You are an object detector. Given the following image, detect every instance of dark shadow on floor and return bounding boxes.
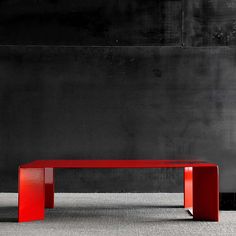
[0,205,188,223]
[136,218,193,223]
[44,205,192,223]
[54,204,183,210]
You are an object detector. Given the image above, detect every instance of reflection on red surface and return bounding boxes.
[18,168,45,222]
[184,167,193,208]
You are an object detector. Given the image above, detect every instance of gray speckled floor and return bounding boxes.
[0,193,236,236]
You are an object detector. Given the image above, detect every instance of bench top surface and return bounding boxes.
[20,160,217,168]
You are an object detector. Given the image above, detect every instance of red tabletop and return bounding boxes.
[20,160,217,168]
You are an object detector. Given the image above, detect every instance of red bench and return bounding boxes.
[18,160,219,222]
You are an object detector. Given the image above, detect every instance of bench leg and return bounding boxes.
[184,167,193,209]
[18,167,45,222]
[193,166,219,221]
[45,168,54,208]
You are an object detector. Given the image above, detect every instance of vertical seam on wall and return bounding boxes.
[181,0,185,47]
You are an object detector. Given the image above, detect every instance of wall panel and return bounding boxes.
[184,0,236,46]
[0,0,182,45]
[0,46,236,192]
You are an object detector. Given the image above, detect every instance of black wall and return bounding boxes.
[0,0,182,45]
[0,0,236,193]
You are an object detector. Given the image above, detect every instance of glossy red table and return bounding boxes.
[18,160,219,222]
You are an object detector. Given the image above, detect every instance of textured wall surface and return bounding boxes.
[0,46,236,192]
[184,0,236,46]
[0,0,236,193]
[0,0,182,45]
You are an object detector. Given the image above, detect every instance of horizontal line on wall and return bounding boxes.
[1,45,236,49]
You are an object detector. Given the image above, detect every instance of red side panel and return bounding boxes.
[45,168,54,208]
[184,167,193,208]
[193,166,219,221]
[18,168,45,222]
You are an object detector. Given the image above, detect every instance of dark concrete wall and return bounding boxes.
[184,0,236,46]
[0,0,236,193]
[0,0,182,45]
[1,46,236,192]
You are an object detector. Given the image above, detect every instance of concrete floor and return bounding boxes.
[0,193,236,236]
